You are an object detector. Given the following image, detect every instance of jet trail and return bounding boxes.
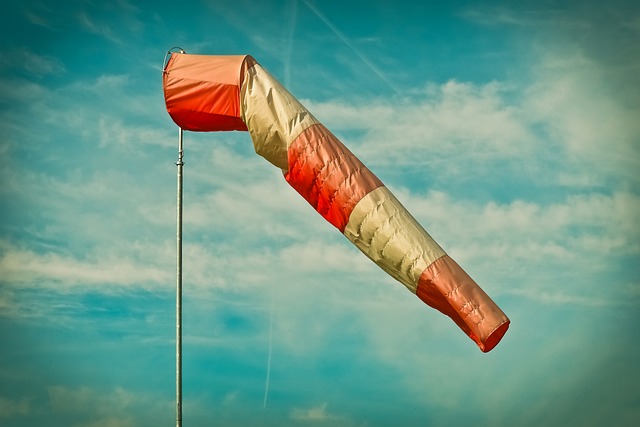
[301,0,403,97]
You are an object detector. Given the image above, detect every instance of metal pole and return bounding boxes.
[164,46,186,427]
[176,126,184,427]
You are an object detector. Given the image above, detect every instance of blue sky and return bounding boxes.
[1,0,639,426]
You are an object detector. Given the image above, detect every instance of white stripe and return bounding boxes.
[343,186,446,293]
[241,63,320,171]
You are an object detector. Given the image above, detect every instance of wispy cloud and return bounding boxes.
[290,402,339,421]
[48,385,133,415]
[0,396,30,418]
[462,7,590,29]
[0,49,66,76]
[524,51,640,185]
[24,3,59,31]
[0,242,172,290]
[76,12,122,44]
[398,188,640,296]
[304,48,640,192]
[302,79,536,189]
[46,385,168,427]
[280,0,298,87]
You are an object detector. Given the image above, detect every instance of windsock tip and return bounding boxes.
[478,320,510,353]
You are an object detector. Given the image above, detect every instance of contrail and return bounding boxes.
[301,0,403,97]
[262,288,274,408]
[265,1,297,409]
[284,0,298,87]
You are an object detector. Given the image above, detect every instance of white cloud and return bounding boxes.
[302,46,639,193]
[222,391,239,405]
[45,385,163,427]
[0,242,171,290]
[48,386,132,414]
[95,114,174,149]
[0,78,48,105]
[290,402,336,421]
[78,418,135,427]
[462,7,590,29]
[524,51,640,180]
[25,8,57,31]
[305,79,533,170]
[76,12,122,44]
[0,49,66,76]
[0,396,30,418]
[386,187,640,304]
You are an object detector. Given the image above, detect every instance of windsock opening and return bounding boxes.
[163,53,256,132]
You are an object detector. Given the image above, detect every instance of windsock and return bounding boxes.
[163,53,510,352]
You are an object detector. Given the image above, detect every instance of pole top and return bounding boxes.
[163,47,186,72]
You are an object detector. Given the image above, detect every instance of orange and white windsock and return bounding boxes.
[163,53,510,352]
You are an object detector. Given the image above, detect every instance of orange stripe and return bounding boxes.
[284,124,383,231]
[163,54,256,132]
[416,255,510,352]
